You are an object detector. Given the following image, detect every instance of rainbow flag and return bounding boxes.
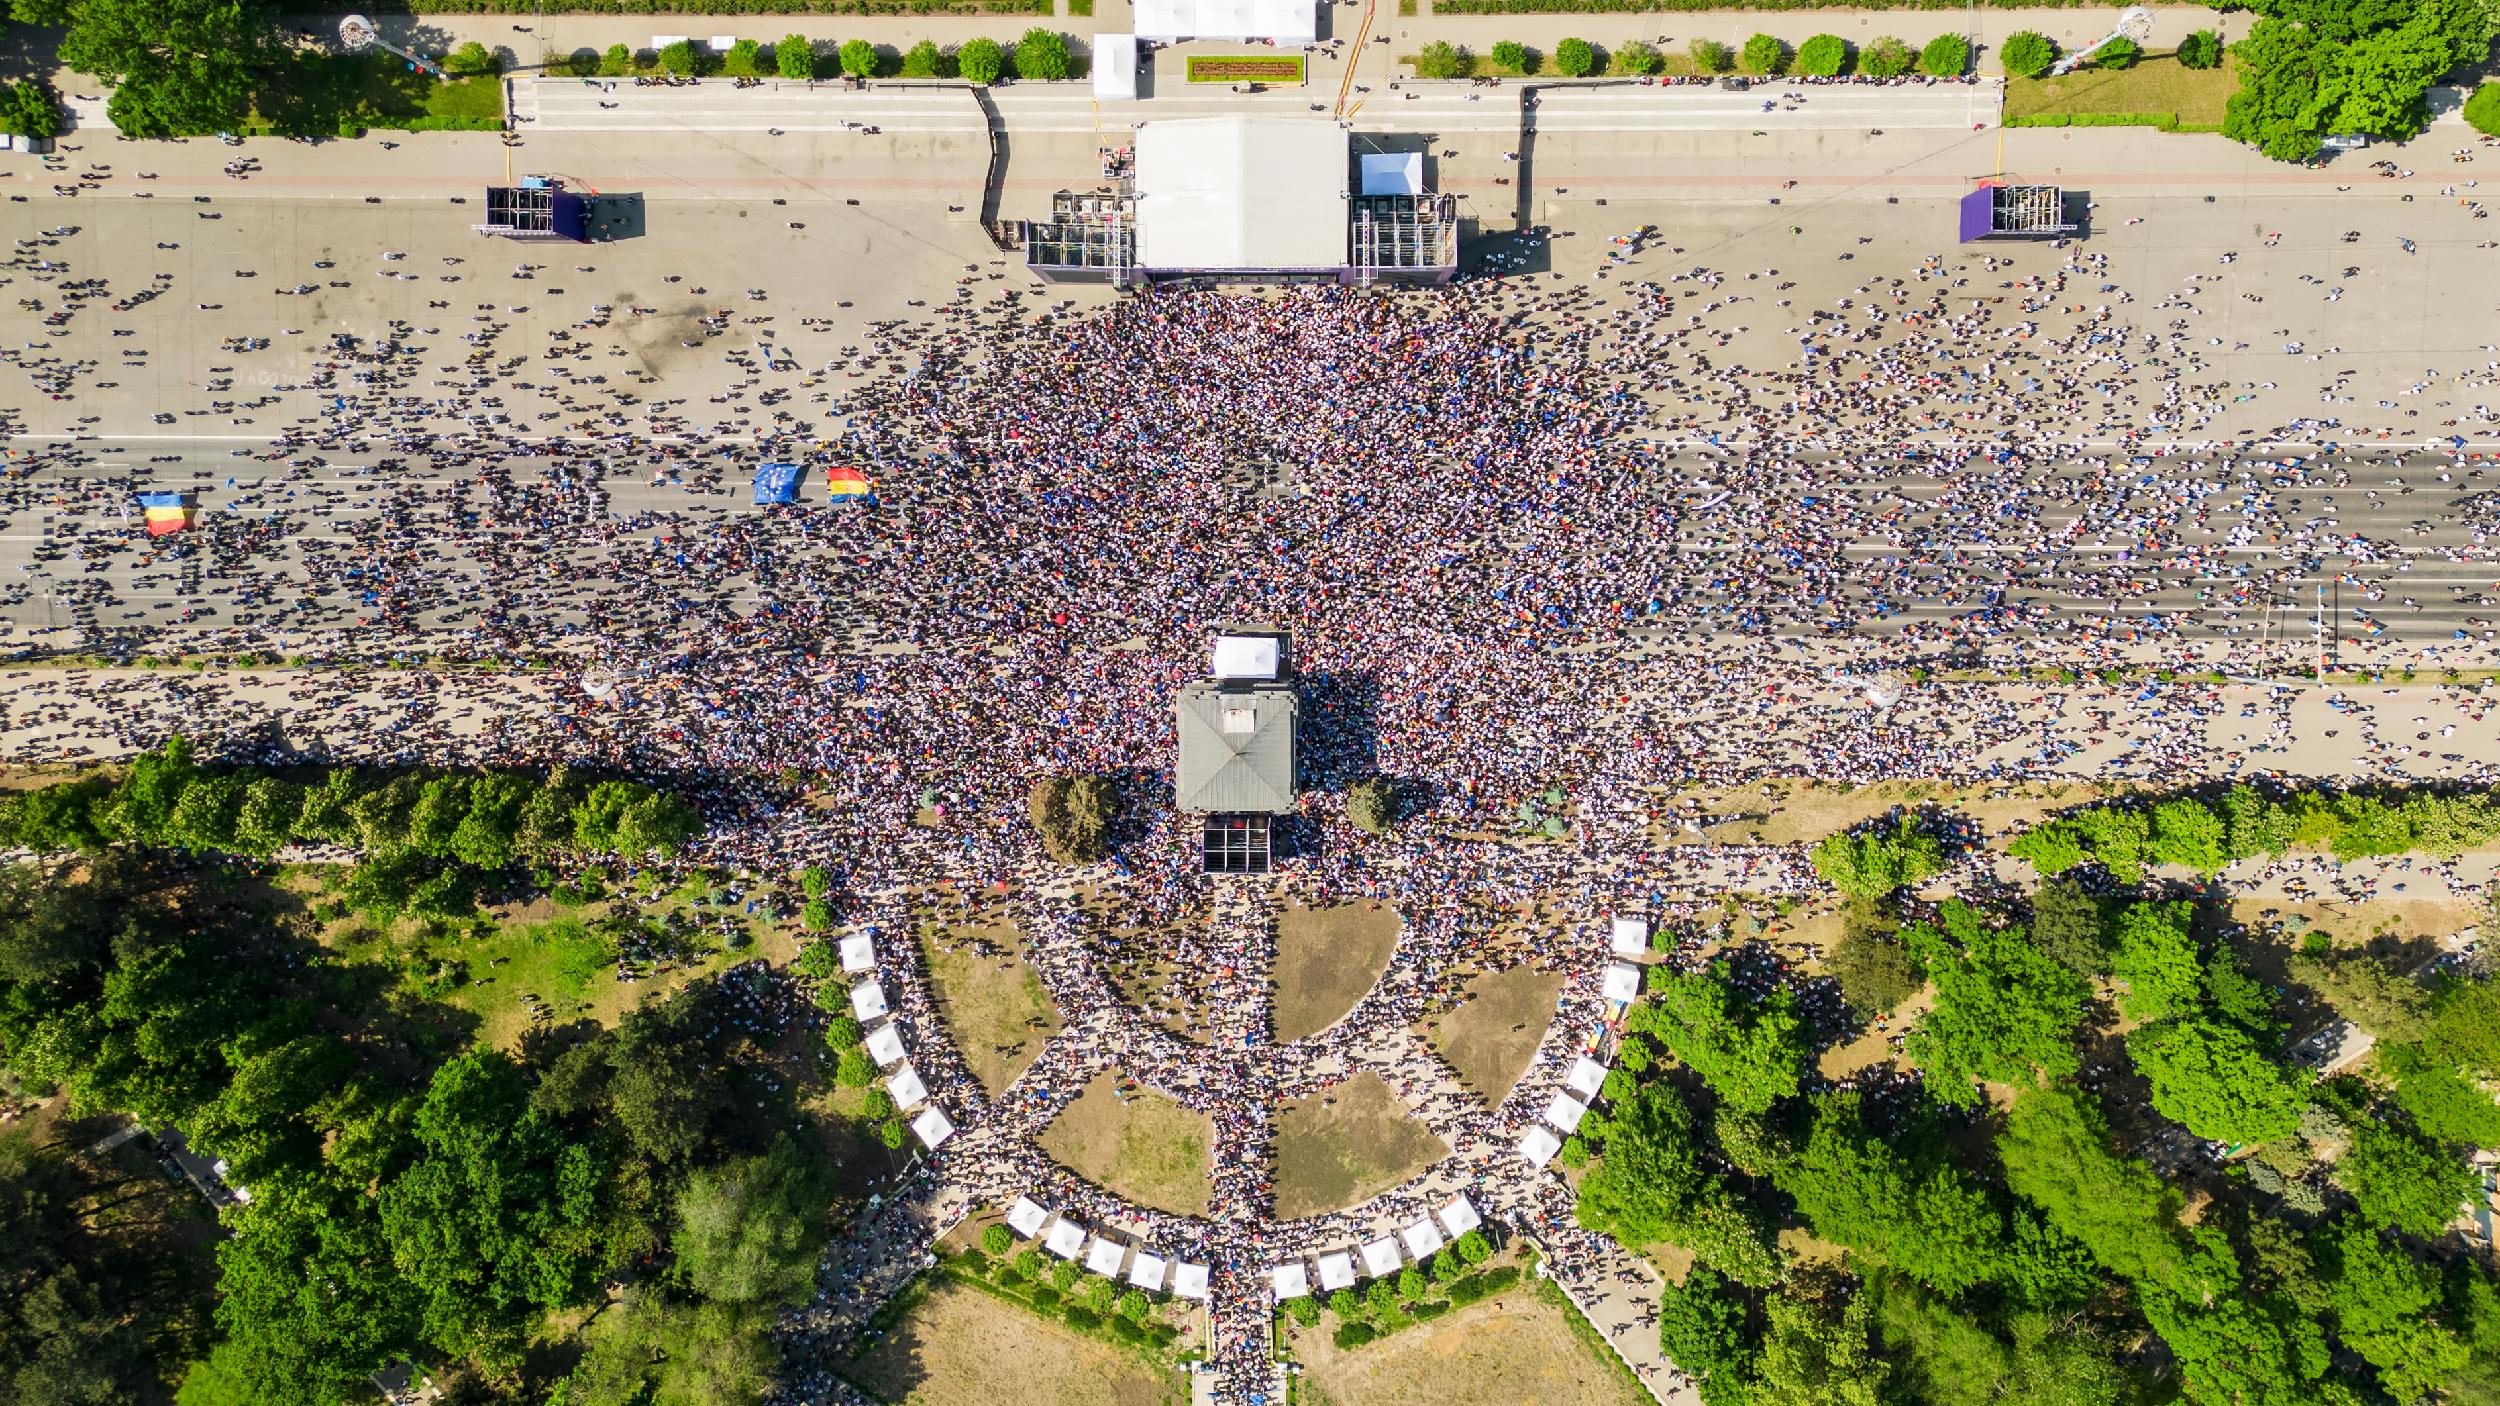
[825,468,870,500]
[138,493,193,537]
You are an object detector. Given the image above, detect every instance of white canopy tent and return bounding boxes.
[1609,915,1650,956]
[1437,1194,1481,1238]
[1134,117,1345,271]
[1172,1263,1211,1299]
[1093,32,1138,101]
[1602,961,1642,1006]
[1132,0,1314,43]
[885,1065,928,1111]
[1401,1218,1446,1260]
[1007,1197,1051,1238]
[1271,1262,1311,1301]
[1565,1055,1608,1100]
[1544,1091,1588,1134]
[1211,634,1281,680]
[1358,152,1422,196]
[1045,1220,1088,1260]
[839,935,876,973]
[1316,1251,1357,1292]
[865,1023,909,1068]
[848,980,889,1021]
[1359,1237,1401,1278]
[1085,1236,1128,1278]
[910,1106,954,1149]
[1128,1252,1169,1292]
[1519,1125,1563,1168]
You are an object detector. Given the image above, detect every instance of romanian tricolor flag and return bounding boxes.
[138,493,194,537]
[825,467,870,500]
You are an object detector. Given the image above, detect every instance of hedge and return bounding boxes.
[2003,112,2223,132]
[1444,1266,1522,1306]
[358,0,1047,11]
[1434,0,2109,11]
[2008,784,2500,883]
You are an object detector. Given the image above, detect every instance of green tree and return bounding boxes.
[672,1142,830,1308]
[2140,1283,2328,1406]
[2179,28,2225,69]
[231,775,303,857]
[1553,37,1596,78]
[1756,1281,1887,1406]
[2430,974,2500,1075]
[1577,1083,1779,1285]
[1859,36,1914,79]
[2028,877,2109,977]
[61,0,263,138]
[1920,33,1970,77]
[1415,40,1465,79]
[839,38,878,80]
[1490,39,1529,73]
[1739,33,1787,77]
[2290,949,2431,1042]
[2000,31,2057,79]
[957,36,1004,83]
[2148,798,2228,873]
[1347,776,1399,833]
[1775,1092,2007,1295]
[598,42,632,76]
[1689,37,1731,74]
[1614,39,1661,76]
[657,40,702,77]
[2337,1113,2475,1235]
[1810,812,1944,899]
[2383,1042,2500,1147]
[2128,1016,2305,1146]
[1905,903,2089,1100]
[1998,1086,2201,1291]
[1028,773,1116,863]
[1660,1267,1762,1406]
[900,38,943,77]
[2329,1222,2468,1403]
[1638,963,1810,1115]
[1794,34,1847,77]
[1010,27,1069,81]
[103,737,197,845]
[1829,898,1921,1016]
[2094,35,2141,69]
[775,33,815,79]
[2471,81,2500,137]
[719,37,764,77]
[445,40,498,76]
[2112,899,2204,1023]
[213,1184,418,1406]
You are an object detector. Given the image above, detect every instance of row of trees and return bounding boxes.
[1415,32,1970,81]
[2007,782,2500,881]
[0,852,836,1405]
[2221,0,2494,161]
[1584,873,2500,1406]
[557,28,1068,83]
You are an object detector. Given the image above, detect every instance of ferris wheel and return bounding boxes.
[340,14,449,80]
[2049,7,2156,76]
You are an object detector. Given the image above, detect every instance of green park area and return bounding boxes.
[2005,49,2238,128]
[247,52,504,137]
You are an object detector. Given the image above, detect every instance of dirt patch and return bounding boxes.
[1037,1071,1214,1217]
[1296,1287,1642,1406]
[846,1279,1184,1406]
[1654,778,2129,848]
[1276,901,1402,1042]
[2229,896,2482,955]
[1274,1071,1448,1220]
[1419,965,1564,1107]
[918,920,1059,1096]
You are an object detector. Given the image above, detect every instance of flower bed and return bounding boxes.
[1185,54,1307,83]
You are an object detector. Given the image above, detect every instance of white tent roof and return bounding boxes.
[1401,1218,1445,1260]
[1093,32,1138,101]
[1358,152,1422,196]
[865,1022,909,1068]
[1437,1194,1481,1237]
[1211,634,1280,680]
[1128,1252,1168,1291]
[1565,1055,1608,1100]
[1316,1250,1356,1291]
[1046,1219,1088,1259]
[1007,1197,1051,1238]
[1132,0,1314,42]
[1544,1091,1588,1134]
[1609,916,1650,956]
[839,935,876,973]
[1271,1262,1310,1300]
[849,980,889,1021]
[1519,1125,1563,1168]
[1359,1237,1401,1277]
[1135,117,1345,271]
[911,1105,954,1149]
[1085,1236,1128,1277]
[885,1065,927,1110]
[1172,1262,1211,1299]
[1602,961,1642,1005]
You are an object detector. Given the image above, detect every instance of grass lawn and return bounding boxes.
[1037,1072,1213,1216]
[1274,901,1402,1042]
[252,53,504,136]
[1419,963,1564,1106]
[917,919,1059,1095]
[1274,1072,1448,1220]
[846,1278,1184,1406]
[2005,51,2237,125]
[1185,54,1306,83]
[1655,777,2126,849]
[1294,1281,1644,1406]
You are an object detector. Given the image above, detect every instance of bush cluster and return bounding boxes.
[1999,29,2057,77]
[2010,784,2500,884]
[2176,27,2223,69]
[1809,809,1947,898]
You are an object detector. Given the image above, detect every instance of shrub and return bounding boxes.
[338,117,363,138]
[778,33,817,79]
[1285,1293,1321,1326]
[1029,1285,1062,1311]
[957,36,1004,84]
[1919,32,1968,77]
[1739,33,1786,75]
[901,38,944,76]
[1028,773,1116,862]
[2000,31,2055,78]
[1860,35,1913,78]
[598,42,633,75]
[877,1118,906,1148]
[722,38,766,76]
[840,38,878,77]
[1415,40,1466,79]
[658,39,702,76]
[1688,37,1730,73]
[1456,1229,1492,1264]
[1397,1266,1426,1299]
[2469,83,2500,138]
[1794,33,1846,76]
[1412,1299,1451,1321]
[1119,1289,1152,1322]
[821,1013,862,1049]
[2177,28,2223,70]
[2093,35,2138,69]
[799,864,832,898]
[554,48,596,77]
[1491,39,1529,73]
[1333,1321,1378,1350]
[1063,1305,1099,1330]
[445,40,499,76]
[836,1050,873,1086]
[1613,38,1660,75]
[982,1224,1013,1257]
[802,899,833,932]
[1011,26,1069,80]
[862,1087,894,1120]
[1347,776,1399,833]
[1327,1288,1358,1318]
[1553,37,1596,77]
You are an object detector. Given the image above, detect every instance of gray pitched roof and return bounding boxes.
[1174,680,1298,813]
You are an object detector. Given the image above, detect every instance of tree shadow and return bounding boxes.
[1299,668,1380,791]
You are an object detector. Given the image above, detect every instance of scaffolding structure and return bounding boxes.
[475,182,590,242]
[1022,192,1138,282]
[1991,185,2068,235]
[1348,194,1458,284]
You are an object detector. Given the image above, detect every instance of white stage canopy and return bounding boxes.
[1316,1251,1357,1292]
[1565,1055,1608,1100]
[1085,1236,1128,1278]
[1128,1252,1169,1291]
[1609,915,1650,956]
[885,1065,928,1110]
[839,935,876,973]
[1135,117,1345,271]
[1602,961,1642,1005]
[865,1022,909,1068]
[1401,1218,1445,1260]
[1132,0,1314,43]
[1046,1220,1088,1260]
[1519,1125,1563,1168]
[1007,1197,1051,1238]
[1271,1262,1311,1301]
[1358,151,1422,196]
[910,1106,954,1149]
[1172,1262,1211,1299]
[1437,1194,1481,1238]
[1093,33,1138,100]
[1359,1237,1401,1278]
[849,980,889,1021]
[1212,633,1281,679]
